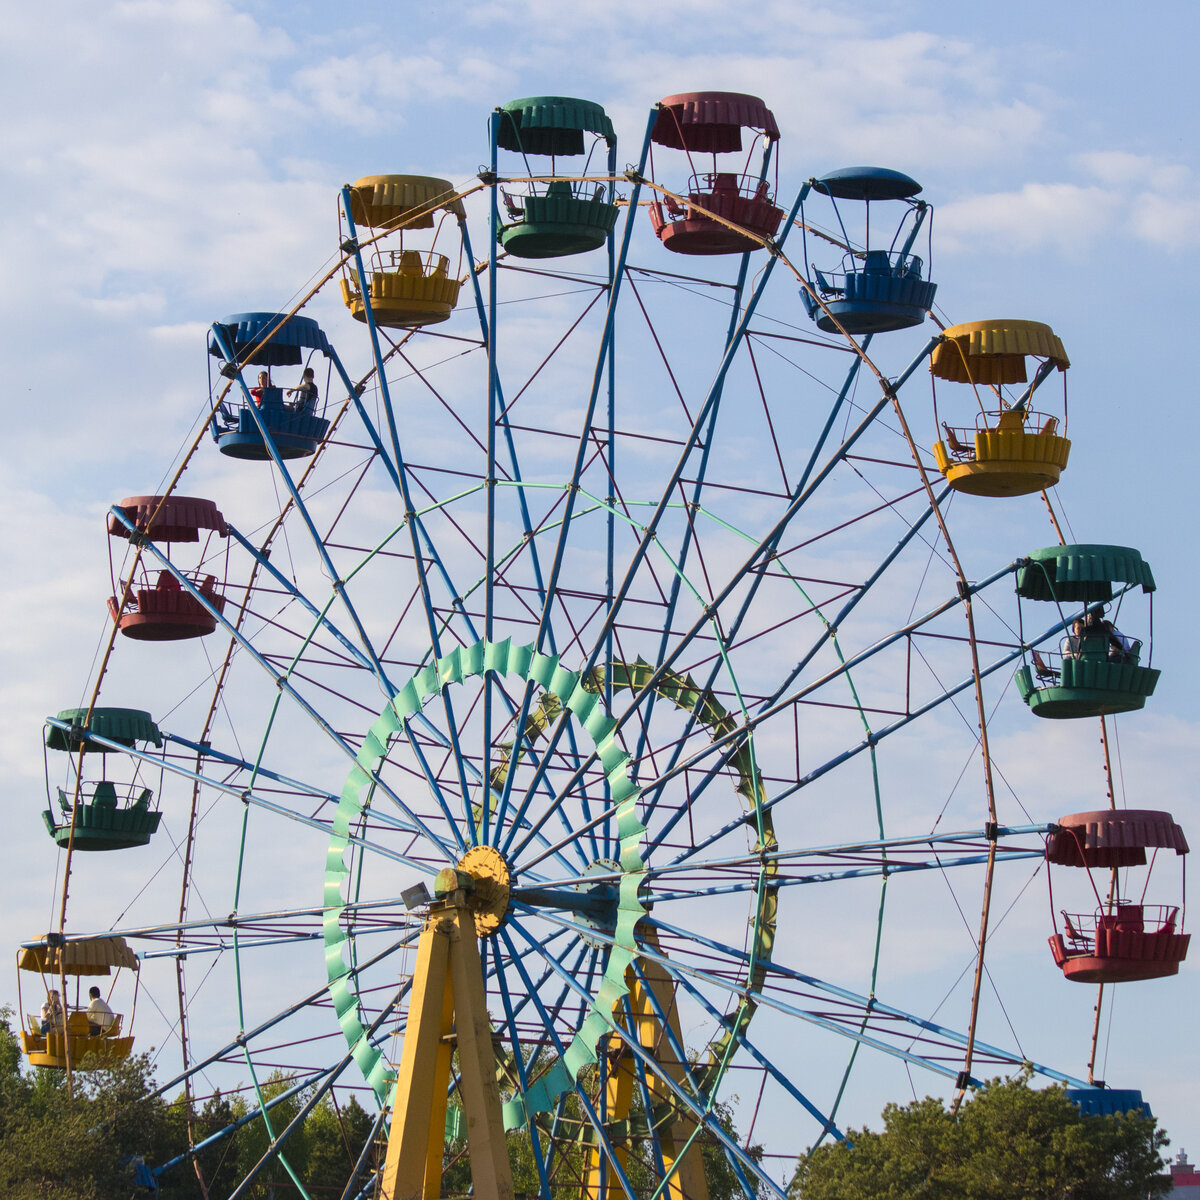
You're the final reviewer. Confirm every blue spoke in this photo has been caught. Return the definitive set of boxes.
[664,957,844,1141]
[507,915,786,1197]
[645,847,1043,902]
[492,941,554,1197]
[644,916,1089,1089]
[44,717,448,871]
[206,327,396,700]
[497,926,641,1199]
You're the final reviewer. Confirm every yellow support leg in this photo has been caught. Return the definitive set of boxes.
[632,957,709,1200]
[380,886,514,1200]
[584,1033,637,1199]
[380,908,452,1200]
[446,896,514,1195]
[581,937,711,1200]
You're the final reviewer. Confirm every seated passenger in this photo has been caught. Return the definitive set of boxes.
[286,367,319,414]
[1062,617,1086,659]
[86,986,116,1036]
[1081,605,1132,663]
[40,989,63,1034]
[1107,626,1136,664]
[250,370,272,406]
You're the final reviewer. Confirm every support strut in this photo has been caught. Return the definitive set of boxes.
[380,872,514,1200]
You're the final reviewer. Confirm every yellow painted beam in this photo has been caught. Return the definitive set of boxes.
[446,897,515,1199]
[380,911,452,1200]
[632,953,710,1200]
[582,934,712,1200]
[423,979,456,1199]
[380,889,514,1200]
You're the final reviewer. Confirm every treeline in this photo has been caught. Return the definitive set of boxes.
[0,1005,1171,1199]
[0,1006,376,1198]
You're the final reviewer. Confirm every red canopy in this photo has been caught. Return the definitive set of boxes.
[652,92,780,153]
[1047,809,1189,868]
[108,496,228,543]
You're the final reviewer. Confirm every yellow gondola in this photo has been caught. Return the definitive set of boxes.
[339,175,466,329]
[931,319,1071,497]
[16,936,139,1069]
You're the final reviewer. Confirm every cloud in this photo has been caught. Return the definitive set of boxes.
[290,51,510,132]
[936,182,1120,253]
[1074,150,1189,192]
[1130,190,1200,248]
[937,151,1200,255]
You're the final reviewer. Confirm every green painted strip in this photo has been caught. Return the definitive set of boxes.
[323,637,647,1123]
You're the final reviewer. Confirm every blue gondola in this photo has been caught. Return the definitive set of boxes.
[208,312,333,460]
[800,167,936,334]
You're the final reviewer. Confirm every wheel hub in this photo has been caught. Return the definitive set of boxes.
[438,845,512,937]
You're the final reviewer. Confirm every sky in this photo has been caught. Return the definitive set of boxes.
[1,0,1197,1186]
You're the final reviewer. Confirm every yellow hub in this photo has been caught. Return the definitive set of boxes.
[450,845,511,937]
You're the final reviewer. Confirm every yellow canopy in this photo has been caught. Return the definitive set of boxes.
[17,936,139,976]
[931,319,1069,385]
[348,175,466,230]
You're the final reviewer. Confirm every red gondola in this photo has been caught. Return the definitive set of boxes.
[1047,809,1189,983]
[107,496,228,641]
[647,92,783,255]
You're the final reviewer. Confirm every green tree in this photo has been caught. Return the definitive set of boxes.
[700,1098,768,1200]
[790,1074,1169,1200]
[305,1093,377,1195]
[0,1004,179,1200]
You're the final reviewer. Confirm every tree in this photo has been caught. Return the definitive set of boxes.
[0,1005,177,1199]
[790,1074,1170,1200]
[305,1093,377,1195]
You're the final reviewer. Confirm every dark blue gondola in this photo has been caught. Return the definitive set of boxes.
[208,312,333,460]
[801,167,937,335]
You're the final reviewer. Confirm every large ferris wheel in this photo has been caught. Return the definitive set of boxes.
[19,93,1187,1198]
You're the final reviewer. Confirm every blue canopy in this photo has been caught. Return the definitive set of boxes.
[1065,1088,1152,1119]
[209,312,332,367]
[813,167,922,202]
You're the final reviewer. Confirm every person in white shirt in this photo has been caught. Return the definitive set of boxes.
[86,986,115,1036]
[39,989,63,1033]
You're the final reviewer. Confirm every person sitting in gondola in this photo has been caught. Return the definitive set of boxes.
[250,370,272,406]
[286,367,318,414]
[40,989,63,1033]
[1063,617,1086,659]
[1106,620,1137,664]
[86,986,115,1036]
[1082,605,1133,664]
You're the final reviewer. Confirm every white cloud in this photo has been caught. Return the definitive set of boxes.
[1074,150,1188,192]
[1131,189,1200,248]
[937,152,1200,255]
[290,51,510,132]
[936,182,1120,253]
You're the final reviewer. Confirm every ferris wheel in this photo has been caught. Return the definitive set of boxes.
[22,92,1187,1199]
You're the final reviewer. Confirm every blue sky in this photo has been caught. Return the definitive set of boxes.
[2,0,1196,1182]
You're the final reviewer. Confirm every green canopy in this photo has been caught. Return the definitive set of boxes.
[44,708,162,753]
[497,96,616,155]
[1016,544,1156,603]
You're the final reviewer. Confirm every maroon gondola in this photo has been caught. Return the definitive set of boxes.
[107,496,229,641]
[647,92,784,255]
[1047,809,1189,983]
